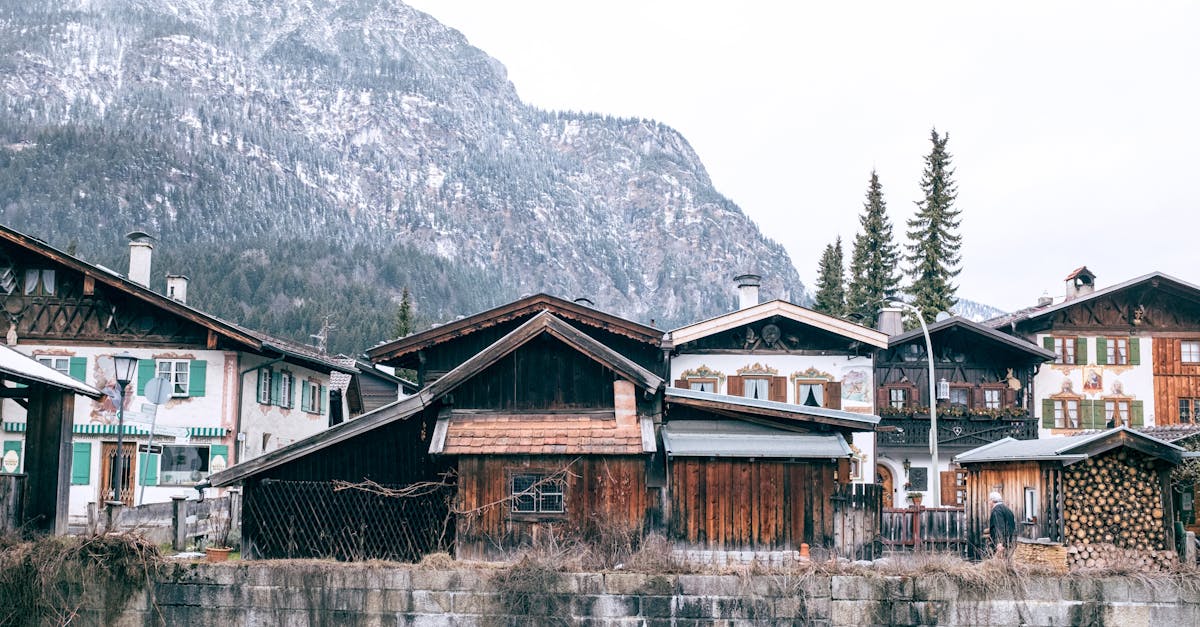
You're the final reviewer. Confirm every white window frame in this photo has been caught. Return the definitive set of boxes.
[1054,399,1080,429]
[1106,337,1129,365]
[742,377,770,400]
[1053,337,1075,365]
[984,389,1002,410]
[1024,487,1037,522]
[796,381,824,407]
[157,359,190,397]
[36,356,70,376]
[278,371,293,408]
[305,381,322,414]
[889,388,907,409]
[948,387,970,408]
[1105,400,1131,427]
[1183,341,1200,364]
[258,368,272,404]
[510,473,566,514]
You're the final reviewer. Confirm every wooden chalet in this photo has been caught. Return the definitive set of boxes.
[876,316,1055,507]
[992,270,1200,433]
[954,427,1183,563]
[211,294,882,561]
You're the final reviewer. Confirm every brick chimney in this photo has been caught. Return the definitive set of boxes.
[126,231,153,288]
[1064,266,1096,301]
[734,273,761,310]
[166,274,189,304]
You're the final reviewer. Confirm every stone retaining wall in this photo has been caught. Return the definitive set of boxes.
[33,562,1200,626]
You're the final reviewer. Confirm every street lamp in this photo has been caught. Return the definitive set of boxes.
[110,352,139,503]
[885,300,942,508]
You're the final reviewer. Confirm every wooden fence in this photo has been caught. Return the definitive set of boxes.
[832,483,883,560]
[881,506,967,554]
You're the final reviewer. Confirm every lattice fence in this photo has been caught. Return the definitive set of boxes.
[243,479,453,561]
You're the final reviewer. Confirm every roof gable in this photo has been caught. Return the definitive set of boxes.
[668,300,888,349]
[888,316,1055,361]
[990,272,1200,330]
[955,427,1183,466]
[367,293,662,366]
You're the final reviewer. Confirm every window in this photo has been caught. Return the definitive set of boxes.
[948,387,970,408]
[1053,337,1075,365]
[157,360,190,397]
[1024,487,1038,523]
[23,269,56,296]
[687,378,717,393]
[797,381,824,407]
[159,445,210,485]
[278,371,293,408]
[742,377,770,400]
[1054,399,1080,429]
[1105,400,1131,428]
[889,388,907,409]
[984,389,1002,410]
[510,473,565,514]
[1181,399,1200,424]
[1106,338,1129,365]
[258,368,272,404]
[301,380,325,414]
[1183,341,1200,364]
[37,356,69,376]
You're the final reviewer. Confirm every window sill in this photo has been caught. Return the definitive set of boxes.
[509,512,568,522]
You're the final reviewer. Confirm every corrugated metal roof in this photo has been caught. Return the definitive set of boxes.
[954,427,1183,464]
[661,420,851,459]
[0,345,102,398]
[666,387,880,426]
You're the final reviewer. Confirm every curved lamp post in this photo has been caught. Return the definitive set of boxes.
[885,301,943,508]
[110,352,139,503]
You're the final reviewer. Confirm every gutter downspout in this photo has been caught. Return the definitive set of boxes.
[235,356,285,464]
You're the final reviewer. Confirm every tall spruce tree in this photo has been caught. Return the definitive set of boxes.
[813,236,846,317]
[393,286,415,338]
[905,128,962,323]
[846,170,901,326]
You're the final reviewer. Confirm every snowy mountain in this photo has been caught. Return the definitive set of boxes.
[951,298,1007,323]
[0,0,803,353]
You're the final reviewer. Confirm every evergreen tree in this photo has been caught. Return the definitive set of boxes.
[846,170,901,326]
[905,128,962,323]
[393,286,415,338]
[813,237,846,317]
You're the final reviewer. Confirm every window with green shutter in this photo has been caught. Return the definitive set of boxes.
[1129,338,1141,365]
[1131,400,1144,427]
[1043,336,1055,352]
[1095,338,1107,365]
[257,368,272,405]
[270,370,282,405]
[68,357,87,382]
[2,441,21,473]
[1042,399,1057,429]
[1074,338,1088,365]
[136,359,156,395]
[138,452,159,486]
[71,442,91,485]
[188,360,206,397]
[319,385,327,415]
[300,380,311,412]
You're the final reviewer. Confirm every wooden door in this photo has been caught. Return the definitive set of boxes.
[877,465,894,508]
[99,442,137,506]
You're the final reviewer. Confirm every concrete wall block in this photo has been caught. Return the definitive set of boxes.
[379,567,414,590]
[602,572,650,595]
[831,576,879,601]
[676,574,742,596]
[713,595,772,620]
[639,595,672,618]
[567,573,604,594]
[411,569,480,591]
[911,577,958,601]
[452,592,498,615]
[673,596,716,619]
[589,594,639,617]
[1020,578,1065,602]
[411,590,454,614]
[1145,602,1200,623]
[891,600,951,626]
[831,599,882,625]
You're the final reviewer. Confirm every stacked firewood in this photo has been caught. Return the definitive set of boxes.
[1062,450,1174,571]
[1013,541,1068,573]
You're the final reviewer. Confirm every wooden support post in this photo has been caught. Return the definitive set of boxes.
[0,473,25,533]
[103,500,123,533]
[1185,531,1197,568]
[21,388,75,535]
[172,495,188,551]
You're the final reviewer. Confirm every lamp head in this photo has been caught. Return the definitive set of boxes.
[112,352,139,386]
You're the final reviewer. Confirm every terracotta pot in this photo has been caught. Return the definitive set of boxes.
[205,547,233,563]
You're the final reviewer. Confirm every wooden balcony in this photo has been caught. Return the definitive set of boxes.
[876,410,1039,450]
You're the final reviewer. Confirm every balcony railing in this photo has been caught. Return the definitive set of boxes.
[876,412,1038,450]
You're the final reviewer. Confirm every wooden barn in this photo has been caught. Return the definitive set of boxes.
[954,427,1183,567]
[209,294,883,560]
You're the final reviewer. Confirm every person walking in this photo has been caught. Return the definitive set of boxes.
[988,491,1017,558]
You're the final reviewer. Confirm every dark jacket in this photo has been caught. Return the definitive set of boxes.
[989,502,1018,547]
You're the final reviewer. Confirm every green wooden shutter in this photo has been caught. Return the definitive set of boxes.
[1129,338,1141,365]
[1042,336,1055,351]
[137,360,156,395]
[1075,338,1088,365]
[138,452,159,486]
[3,441,21,473]
[256,370,265,404]
[270,371,281,405]
[319,385,327,415]
[301,380,311,412]
[1131,400,1144,427]
[189,360,206,397]
[1088,400,1105,430]
[288,374,297,409]
[1095,338,1107,365]
[68,357,87,382]
[1078,400,1093,430]
[1042,399,1057,428]
[71,442,91,485]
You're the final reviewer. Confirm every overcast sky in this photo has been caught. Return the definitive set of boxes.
[406,1,1199,311]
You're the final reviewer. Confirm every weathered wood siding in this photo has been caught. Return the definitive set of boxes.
[667,458,839,550]
[455,455,648,560]
[451,336,617,411]
[1153,337,1200,425]
[963,461,1057,556]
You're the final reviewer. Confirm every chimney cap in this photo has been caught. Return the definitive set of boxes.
[1064,266,1096,284]
[126,230,155,243]
[166,273,189,280]
[734,273,762,287]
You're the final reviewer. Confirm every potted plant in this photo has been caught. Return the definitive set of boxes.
[906,491,924,507]
[205,510,234,563]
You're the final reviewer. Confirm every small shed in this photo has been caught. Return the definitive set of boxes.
[955,427,1183,566]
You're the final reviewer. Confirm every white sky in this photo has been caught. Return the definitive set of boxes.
[406,1,1200,311]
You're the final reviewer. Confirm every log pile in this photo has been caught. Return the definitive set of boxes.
[1062,450,1173,571]
[1013,540,1068,573]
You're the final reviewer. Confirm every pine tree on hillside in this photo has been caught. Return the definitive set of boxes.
[846,170,901,326]
[813,237,846,317]
[393,286,415,339]
[905,128,962,323]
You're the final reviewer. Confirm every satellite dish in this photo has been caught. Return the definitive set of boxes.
[934,311,952,322]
